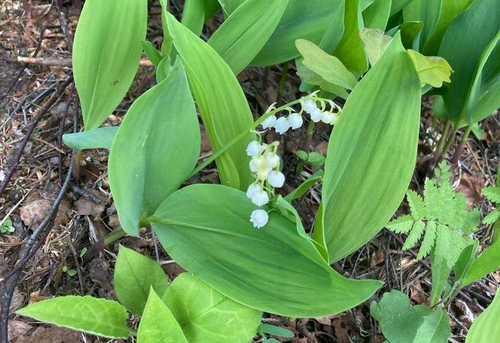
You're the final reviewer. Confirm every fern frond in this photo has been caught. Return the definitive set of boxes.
[483,186,500,204]
[407,190,426,220]
[434,225,470,270]
[387,215,414,234]
[402,220,425,251]
[417,221,437,260]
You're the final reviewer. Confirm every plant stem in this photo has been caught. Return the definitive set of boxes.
[451,125,472,165]
[190,99,304,177]
[104,227,127,246]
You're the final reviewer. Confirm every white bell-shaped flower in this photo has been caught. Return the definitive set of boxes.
[250,189,269,206]
[321,112,337,125]
[302,99,318,114]
[246,183,262,200]
[288,113,303,129]
[274,117,291,135]
[309,109,323,123]
[261,115,277,130]
[263,151,280,169]
[246,140,263,157]
[250,209,269,229]
[267,170,285,188]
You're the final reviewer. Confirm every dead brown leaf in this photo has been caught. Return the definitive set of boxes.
[19,199,51,227]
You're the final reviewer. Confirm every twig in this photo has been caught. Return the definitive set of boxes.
[0,77,72,197]
[12,56,154,68]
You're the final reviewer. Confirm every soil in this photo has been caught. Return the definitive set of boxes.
[0,1,498,342]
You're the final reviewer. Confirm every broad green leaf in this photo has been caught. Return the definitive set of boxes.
[438,0,499,124]
[390,0,412,15]
[208,0,288,74]
[319,0,346,52]
[334,0,368,75]
[424,0,473,55]
[109,63,200,235]
[399,21,424,49]
[403,0,442,51]
[164,273,261,342]
[151,184,382,317]
[364,0,392,30]
[182,0,210,36]
[371,290,451,343]
[285,172,323,202]
[463,230,500,286]
[63,127,118,151]
[360,28,392,65]
[73,0,147,130]
[321,34,421,262]
[407,50,452,88]
[260,324,294,338]
[466,290,500,343]
[221,0,346,66]
[166,13,254,190]
[114,246,169,315]
[137,289,188,343]
[296,60,349,98]
[142,40,162,66]
[16,296,129,339]
[296,39,357,90]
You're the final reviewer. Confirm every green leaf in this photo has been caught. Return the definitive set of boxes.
[114,246,169,315]
[16,296,129,339]
[208,0,289,74]
[483,185,500,204]
[402,0,442,52]
[73,0,147,130]
[463,231,500,285]
[371,290,451,343]
[151,184,382,317]
[334,0,368,75]
[142,40,162,66]
[407,50,452,88]
[417,220,437,260]
[138,289,188,343]
[387,215,414,234]
[390,0,413,15]
[109,62,200,235]
[296,39,357,90]
[364,0,392,30]
[423,0,473,55]
[166,12,254,190]
[296,60,349,98]
[438,0,499,124]
[321,34,421,262]
[431,225,470,305]
[360,28,392,66]
[407,190,426,220]
[250,0,346,66]
[285,172,323,203]
[260,324,294,338]
[163,273,261,342]
[402,220,425,251]
[466,290,500,343]
[63,127,118,151]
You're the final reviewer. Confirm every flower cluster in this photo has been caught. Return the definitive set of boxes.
[259,94,339,136]
[245,93,339,229]
[246,141,285,229]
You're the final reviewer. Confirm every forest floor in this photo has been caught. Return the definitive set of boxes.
[0,1,498,342]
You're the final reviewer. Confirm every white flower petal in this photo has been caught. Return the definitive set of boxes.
[246,183,262,200]
[261,115,277,129]
[302,99,318,113]
[309,109,323,123]
[250,209,269,229]
[288,113,303,129]
[267,170,285,188]
[251,189,269,206]
[263,152,280,169]
[274,117,291,135]
[321,112,337,124]
[246,140,262,157]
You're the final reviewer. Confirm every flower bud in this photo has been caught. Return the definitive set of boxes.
[302,99,318,113]
[267,170,285,188]
[250,209,269,229]
[261,115,277,130]
[274,117,291,135]
[288,113,303,129]
[321,112,337,124]
[309,109,323,123]
[246,140,263,157]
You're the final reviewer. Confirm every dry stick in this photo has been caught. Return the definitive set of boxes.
[0,156,74,343]
[13,56,154,68]
[0,77,73,197]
